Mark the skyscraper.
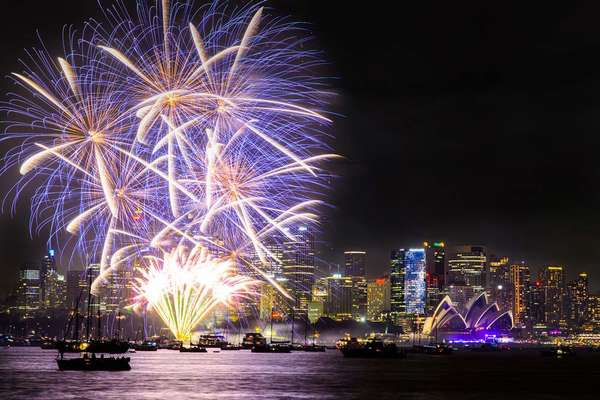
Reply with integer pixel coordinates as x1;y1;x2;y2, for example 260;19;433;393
543;266;566;330
510;262;531;327
66;269;86;311
405;249;426;315
15;265;41;317
344;250;367;321
566;272;589;331
325;274;353;320
424;242;445;315
40;249;56;307
487;256;511;312
447;245;487;292
390;249;406;323
282;225;316;315
367;276;391;322
344;251;366;277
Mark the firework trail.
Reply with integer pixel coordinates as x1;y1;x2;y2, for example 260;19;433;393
1;0;335;338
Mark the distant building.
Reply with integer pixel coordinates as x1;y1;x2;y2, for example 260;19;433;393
40;249;56;307
343;250;367;321
543;266;566;330
15;265;41;317
325;274;353;321
486;256;511;312
424;241;445;315
390;249;406;324
405;248;426;315
66;270;86;311
510;262;531;327
350;276;368;321
367;276;390;321
566;273;589;331
588;294;600;331
530;274;546;328
283;225;316;316
344;251;366;277
447;245;487;292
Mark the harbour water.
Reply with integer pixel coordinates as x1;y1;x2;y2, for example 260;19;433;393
1;347;599;399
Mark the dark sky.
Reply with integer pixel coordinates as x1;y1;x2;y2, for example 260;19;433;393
2;1;600;294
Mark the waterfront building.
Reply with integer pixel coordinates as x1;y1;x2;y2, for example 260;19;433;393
543;266;566;330
510;262;531;327
447;245;487;292
422;292;513;340
282;225;316;316
530;275;546;327
390;249;406;324
367;276;390;322
405;248;426;315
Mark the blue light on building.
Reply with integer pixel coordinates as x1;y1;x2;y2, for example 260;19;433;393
405;248;426;314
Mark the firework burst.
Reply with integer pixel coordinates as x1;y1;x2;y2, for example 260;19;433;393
1;0;335;336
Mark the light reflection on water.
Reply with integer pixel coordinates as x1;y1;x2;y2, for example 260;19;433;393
1;347;599;399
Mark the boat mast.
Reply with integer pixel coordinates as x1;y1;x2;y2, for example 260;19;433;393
85;266;93;341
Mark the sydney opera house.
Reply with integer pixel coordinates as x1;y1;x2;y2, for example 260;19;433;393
422;293;514;341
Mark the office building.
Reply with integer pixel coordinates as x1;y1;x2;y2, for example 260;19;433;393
424;242;445;315
367;276;390;322
15;265;41;317
390;249;406;324
405;248;426;314
447;245;487;292
344;251;366;277
282;225;316;316
510;262;531;327
543;266;566;330
325;274;353;321
487;256;511;312
566;272;589;330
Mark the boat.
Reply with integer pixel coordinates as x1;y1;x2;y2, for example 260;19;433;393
412;343;454;355
340;337;405;359
242;333;267;349
541;346;576;358
221;344;242;351
251;342;292;353
197;334;228;348
56;353;131;371
302;344;326;352
133;340;159;351
180;346;208;353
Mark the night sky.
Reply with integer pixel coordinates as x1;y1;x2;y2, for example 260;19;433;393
2;1;600;295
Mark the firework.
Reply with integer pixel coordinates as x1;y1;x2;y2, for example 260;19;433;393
1;0;335;335
132;244;257;341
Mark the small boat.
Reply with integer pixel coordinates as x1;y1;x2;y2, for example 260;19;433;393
251;342;292;353
221;344;242;351
56;353;131;371
133;340;159;351
412;343;454;355
180;345;208;353
302;344;326;352
541;346;576;358
242;333;267;349
340;337;405;359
